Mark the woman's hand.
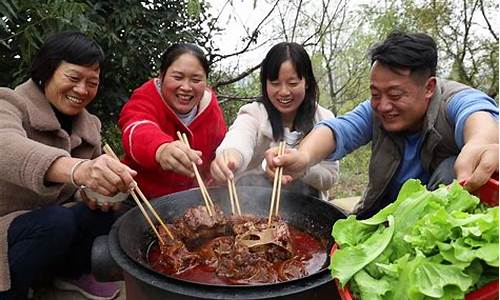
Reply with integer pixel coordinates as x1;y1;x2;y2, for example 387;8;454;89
77;188;122;212
155;141;203;177
264;147;309;184
73;154;137;196
210;149;242;183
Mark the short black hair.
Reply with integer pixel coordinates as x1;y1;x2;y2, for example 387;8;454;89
260;42;319;141
159;43;209;78
30;31;104;90
370;31;437;82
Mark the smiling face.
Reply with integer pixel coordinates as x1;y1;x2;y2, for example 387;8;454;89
160;53;207;115
266;60;306;126
44;61;100;116
369;61;435;132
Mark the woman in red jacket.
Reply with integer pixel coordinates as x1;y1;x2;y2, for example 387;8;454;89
119;44;227;199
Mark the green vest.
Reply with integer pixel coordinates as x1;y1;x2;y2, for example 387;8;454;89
355;79;470;217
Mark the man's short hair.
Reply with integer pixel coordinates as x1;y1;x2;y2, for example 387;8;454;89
369;31;437;82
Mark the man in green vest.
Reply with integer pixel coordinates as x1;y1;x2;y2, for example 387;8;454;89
265;31;498;218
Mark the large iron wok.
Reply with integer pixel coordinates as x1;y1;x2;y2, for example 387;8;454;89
93;186;346;300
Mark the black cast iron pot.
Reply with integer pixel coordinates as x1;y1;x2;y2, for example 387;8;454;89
93;186;346;300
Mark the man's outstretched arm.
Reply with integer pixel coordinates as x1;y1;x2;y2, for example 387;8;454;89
455;111;499;191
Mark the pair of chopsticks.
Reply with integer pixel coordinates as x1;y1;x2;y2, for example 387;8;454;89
268;141;286;225
225;152;242;215
103;144;173;245
176;131;215;216
227;178;241;215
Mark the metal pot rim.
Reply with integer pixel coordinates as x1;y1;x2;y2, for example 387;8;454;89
108;186;344;299
109;216;333;299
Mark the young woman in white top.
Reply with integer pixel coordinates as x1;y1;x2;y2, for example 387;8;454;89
210;42;339;200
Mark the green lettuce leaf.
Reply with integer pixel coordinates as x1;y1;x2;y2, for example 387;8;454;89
352;269;391;300
330;216;395;287
329;179;499;299
412;256;473;298
332;215;378;247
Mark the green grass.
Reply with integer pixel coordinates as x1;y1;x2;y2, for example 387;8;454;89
329;144;370;199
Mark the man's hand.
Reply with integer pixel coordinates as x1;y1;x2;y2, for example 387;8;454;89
264;147;310;184
455;143;498;191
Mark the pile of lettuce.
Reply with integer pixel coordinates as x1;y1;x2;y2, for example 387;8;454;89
329;180;498;300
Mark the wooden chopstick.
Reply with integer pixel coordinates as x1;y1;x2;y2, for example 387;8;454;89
267;150;280;224
176;131;215;216
223;152;241;215
268;141;285;225
231;178;242;215
182;132;215;210
274;145;284;217
133;187;173;239
227;178;235;214
102;144;174;243
227;177;242;215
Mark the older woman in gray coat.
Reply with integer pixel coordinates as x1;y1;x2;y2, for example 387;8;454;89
0;32;136;300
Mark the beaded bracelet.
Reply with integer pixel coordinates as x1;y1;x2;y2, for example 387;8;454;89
70;159;89;187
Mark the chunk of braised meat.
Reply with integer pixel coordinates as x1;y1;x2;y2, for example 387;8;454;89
235;217;294;263
172;219;196;242
152;226;200;274
158;223;181;241
197;236;235;267
229;214;266;235
243;242;292;263
172;205;229;248
216;243;278;284
277;256;308;281
184;205;226;230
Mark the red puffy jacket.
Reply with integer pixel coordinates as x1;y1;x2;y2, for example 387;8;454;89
119;79;227;199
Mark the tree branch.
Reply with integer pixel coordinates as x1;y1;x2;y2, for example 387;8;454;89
479;0;498;42
217;94;259;104
277;5;289;41
210;0;281;64
302;0;344;47
213;64;261;89
290;0;303;42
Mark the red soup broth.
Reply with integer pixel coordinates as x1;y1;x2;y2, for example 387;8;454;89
147;225;326;285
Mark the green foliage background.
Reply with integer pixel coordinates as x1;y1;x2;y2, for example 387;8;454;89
1;0;497;198
0;0;219;155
